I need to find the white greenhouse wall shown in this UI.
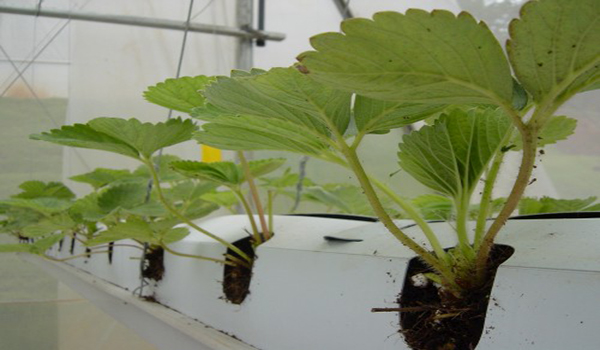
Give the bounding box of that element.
[62,0,240,194]
[1,0,598,198]
[0,0,71,98]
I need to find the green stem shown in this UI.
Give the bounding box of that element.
[474,143,509,249]
[74,235,87,245]
[43,250,110,262]
[350,131,366,150]
[475,126,537,280]
[338,141,458,290]
[88,243,144,251]
[320,146,450,265]
[455,194,475,259]
[476,100,558,280]
[369,177,449,263]
[238,151,271,242]
[233,189,261,243]
[143,158,252,264]
[224,253,253,269]
[161,243,235,266]
[267,190,274,234]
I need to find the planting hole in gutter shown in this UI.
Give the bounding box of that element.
[398,244,514,350]
[108,241,114,264]
[142,246,165,282]
[223,236,256,304]
[84,247,92,261]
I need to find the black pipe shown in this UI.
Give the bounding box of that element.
[256,0,266,46]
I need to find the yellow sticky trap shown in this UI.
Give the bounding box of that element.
[201,145,222,163]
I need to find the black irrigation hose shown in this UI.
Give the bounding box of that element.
[287,213,378,222]
[508,211,600,220]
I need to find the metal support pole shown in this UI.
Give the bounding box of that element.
[332,0,353,19]
[0,5,285,42]
[256,0,266,47]
[236,0,254,70]
[234,0,255,203]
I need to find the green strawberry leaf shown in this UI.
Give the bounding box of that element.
[166,180,219,203]
[230,68,267,78]
[201,67,352,137]
[30,123,139,159]
[193,112,331,156]
[30,234,65,254]
[22,213,76,237]
[398,108,512,198]
[87,218,190,246]
[133,154,186,182]
[123,202,168,217]
[200,191,240,209]
[88,117,197,159]
[70,168,136,190]
[31,118,197,160]
[353,97,445,135]
[302,184,397,217]
[12,181,75,200]
[302,186,353,213]
[535,115,577,147]
[299,9,513,105]
[0,207,44,232]
[170,158,286,188]
[161,227,190,244]
[260,168,304,189]
[70,193,106,222]
[144,76,214,113]
[0,198,72,216]
[170,161,242,187]
[97,183,147,213]
[248,158,287,178]
[512,115,577,150]
[538,115,577,147]
[519,196,600,215]
[194,68,441,152]
[507,0,600,103]
[86,218,156,246]
[412,194,454,220]
[178,199,219,221]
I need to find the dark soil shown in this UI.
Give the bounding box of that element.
[399,245,514,350]
[223,237,255,304]
[142,246,165,281]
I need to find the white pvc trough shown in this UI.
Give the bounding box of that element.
[42,214,600,350]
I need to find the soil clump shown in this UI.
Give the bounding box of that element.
[399,245,514,350]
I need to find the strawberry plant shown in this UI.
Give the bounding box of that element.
[154,0,598,347]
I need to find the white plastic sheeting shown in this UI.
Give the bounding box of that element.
[0,0,71,98]
[62,0,239,194]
